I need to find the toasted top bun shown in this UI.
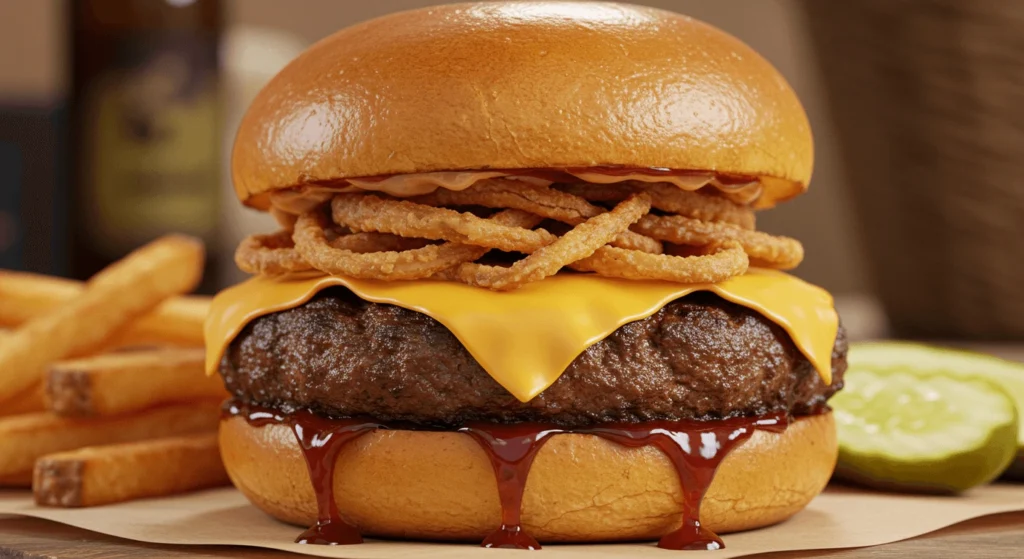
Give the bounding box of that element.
[232,2,813,210]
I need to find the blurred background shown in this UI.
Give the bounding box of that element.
[1,0,1021,340]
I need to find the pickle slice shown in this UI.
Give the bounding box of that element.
[849,342,1024,454]
[831,366,1018,493]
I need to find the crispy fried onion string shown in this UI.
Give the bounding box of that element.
[442,193,652,290]
[331,193,557,253]
[631,214,803,270]
[235,230,311,275]
[330,232,432,253]
[236,178,802,289]
[236,230,432,276]
[292,208,543,281]
[556,181,756,230]
[569,242,748,283]
[411,179,663,255]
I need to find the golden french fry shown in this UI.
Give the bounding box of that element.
[0,401,220,477]
[46,348,226,417]
[0,235,204,401]
[34,433,229,507]
[0,272,81,326]
[0,270,210,347]
[110,295,210,348]
[0,383,45,418]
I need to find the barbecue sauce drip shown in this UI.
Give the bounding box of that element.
[458,424,562,550]
[226,401,789,550]
[460,413,788,551]
[224,402,380,545]
[581,415,788,550]
[289,411,381,545]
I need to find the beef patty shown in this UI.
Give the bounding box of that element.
[219,288,847,428]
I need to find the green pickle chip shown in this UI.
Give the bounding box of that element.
[834,343,1020,493]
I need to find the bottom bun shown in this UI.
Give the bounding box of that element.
[220,412,836,543]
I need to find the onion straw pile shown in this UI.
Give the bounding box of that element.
[236,179,803,291]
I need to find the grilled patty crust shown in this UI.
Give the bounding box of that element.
[219,288,847,428]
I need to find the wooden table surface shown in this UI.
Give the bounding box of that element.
[1,510,1023,558]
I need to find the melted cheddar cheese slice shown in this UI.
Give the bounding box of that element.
[206,269,838,402]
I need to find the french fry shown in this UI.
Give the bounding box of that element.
[0,235,204,401]
[0,272,81,326]
[0,383,45,418]
[0,332,45,417]
[0,401,220,477]
[46,348,226,417]
[34,433,229,507]
[110,295,210,348]
[0,270,210,347]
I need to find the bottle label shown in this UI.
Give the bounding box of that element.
[82,33,220,255]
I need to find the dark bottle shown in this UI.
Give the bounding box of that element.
[68,0,223,292]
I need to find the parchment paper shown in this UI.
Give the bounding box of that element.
[1,484,1023,558]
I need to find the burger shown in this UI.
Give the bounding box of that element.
[206,1,846,550]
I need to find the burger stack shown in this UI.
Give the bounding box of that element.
[207,2,845,551]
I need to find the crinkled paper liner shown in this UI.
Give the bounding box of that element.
[1,484,1023,558]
